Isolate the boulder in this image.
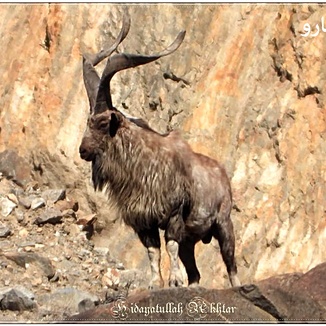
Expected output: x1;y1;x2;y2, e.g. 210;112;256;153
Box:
38;287;100;318
67;262;326;322
2;252;55;279
35;207;63;225
0;286;36;312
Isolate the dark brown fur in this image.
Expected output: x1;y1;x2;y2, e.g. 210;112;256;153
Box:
79;14;240;288
80;110;239;286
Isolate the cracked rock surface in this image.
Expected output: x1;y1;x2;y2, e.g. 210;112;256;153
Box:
0;3;325;322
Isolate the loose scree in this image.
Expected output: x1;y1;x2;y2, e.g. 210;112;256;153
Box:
79;14;240;289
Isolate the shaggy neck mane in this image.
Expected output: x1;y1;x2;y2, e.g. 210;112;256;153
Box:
91;124;192;229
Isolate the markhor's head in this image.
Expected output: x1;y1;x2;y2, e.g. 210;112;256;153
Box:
79;13;185;163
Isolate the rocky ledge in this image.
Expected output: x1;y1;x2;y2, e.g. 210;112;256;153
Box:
67;262;326;323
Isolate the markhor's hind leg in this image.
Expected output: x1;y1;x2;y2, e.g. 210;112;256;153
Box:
138;228;164;289
166;240;184;287
213;217;241;287
179;239;200;286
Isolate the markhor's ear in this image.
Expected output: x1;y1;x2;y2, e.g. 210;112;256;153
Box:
109;112;122;137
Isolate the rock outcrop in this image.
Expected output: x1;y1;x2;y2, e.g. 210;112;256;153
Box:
67;262;326;322
0;3;325;322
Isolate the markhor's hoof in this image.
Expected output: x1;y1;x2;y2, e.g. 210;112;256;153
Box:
169;278;184;288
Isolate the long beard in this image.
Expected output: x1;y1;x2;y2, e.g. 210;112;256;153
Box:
91;154;107;191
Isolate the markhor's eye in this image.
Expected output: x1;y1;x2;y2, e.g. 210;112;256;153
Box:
98;120;109;130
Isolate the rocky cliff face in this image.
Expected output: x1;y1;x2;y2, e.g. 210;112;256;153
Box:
0;3;325;317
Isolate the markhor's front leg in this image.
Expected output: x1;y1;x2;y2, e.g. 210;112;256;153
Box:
147;247;164;289
138;228;164;289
